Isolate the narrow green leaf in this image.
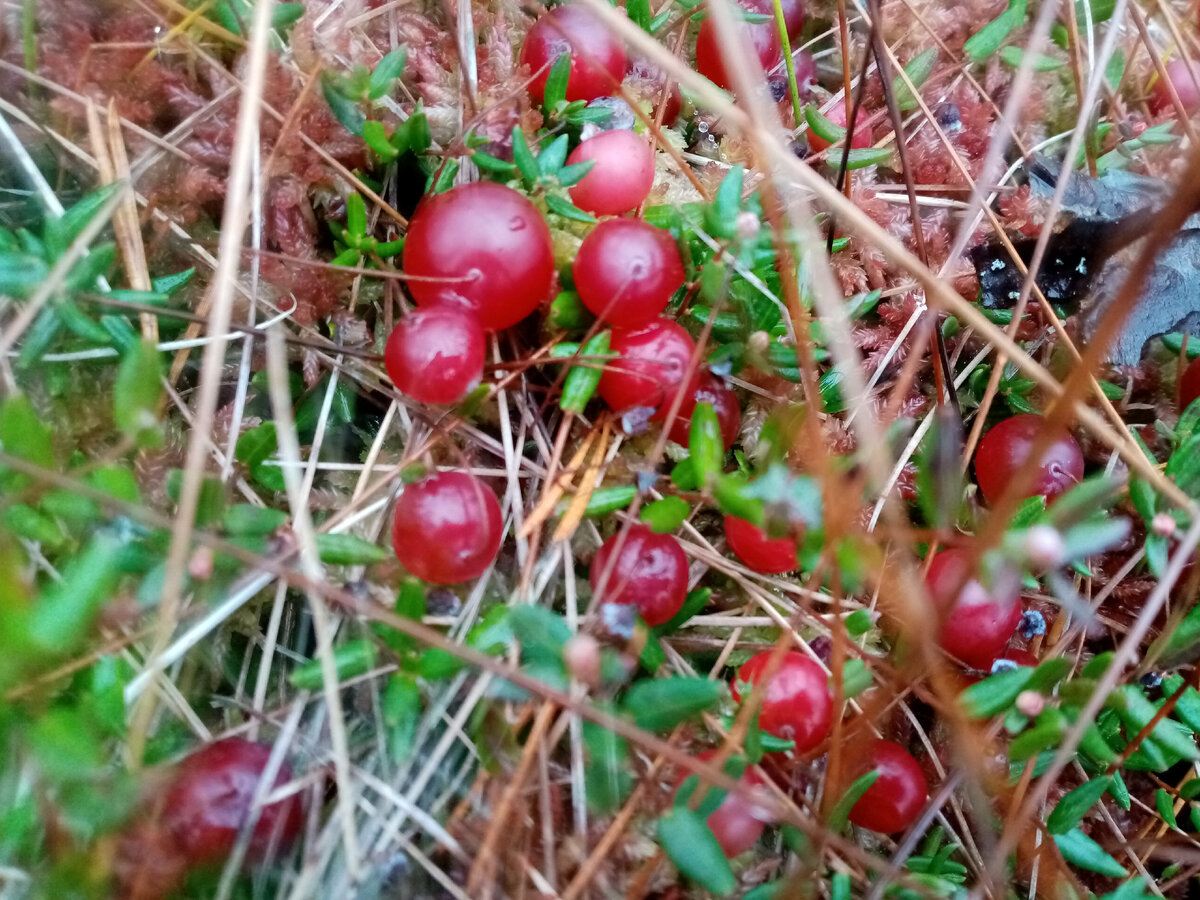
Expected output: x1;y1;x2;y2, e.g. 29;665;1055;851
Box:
1054;828;1127;878
655;587;711;635
845;609;873;636
346;192;368;238
838;147;893;170
0;394;54;468
362;120;399;161
321;73;366;136
689;402;724;484
624;677;724;732
998;45;1064;70
383;673;421;761
1156;788;1179;828
805;105;845;145
508;604;572;661
828;769;880;832
28;534;123;654
706;165;743;239
113;341;163;447
472;150;517;174
895;48;937;111
963;0;1027;62
556;159;595;188
369;47;407;99
538;134;570;178
315;533;386;565
627;0;652;31
640;496;690;534
289;639;379;689
657;807;737;892
1047;776;1111;834
543;52;572;111
561;330;610;412
222;504;288;536
545;192;598;223
841;659;872;699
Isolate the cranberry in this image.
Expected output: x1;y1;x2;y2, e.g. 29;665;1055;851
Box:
162;739;303;867
925;549;1022;670
731;650;832;751
598;318;698;416
974;414;1084;506
724;514;799;574
384;307;486;405
402;182;554;332
590;524;689;626
566;130;656;216
393;471;503;584
846;740;928;834
749;0;804;38
1152;58;1200;114
520;5;627;104
695;15;782;92
666;373;741;448
676;751;771;857
573;220;684;327
808;101;873;153
1180;355;1200;412
626;58;683;123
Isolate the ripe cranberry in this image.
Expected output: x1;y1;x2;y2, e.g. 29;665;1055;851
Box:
393;471;503;584
1180;355;1200;412
566;130;656;216
590;524;688;626
162;739;303;867
724;515;798;574
598;318;698;416
731;650;832;751
667;374;742;448
384;307;486;405
695;15;782;91
402;182;554;332
926;549;1022;670
626;58;683;123
676;751;771;857
846;740;928;834
808;101;873;153
1152;58;1200;114
520;5;627;103
974;414;1084;506
573;220;684;327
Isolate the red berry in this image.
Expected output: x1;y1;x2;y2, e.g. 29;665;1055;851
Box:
598;318;698;416
846;740;928;834
808;101;873;153
926;549;1022;670
384;307;486;405
1152;58;1200;114
724;515;799;575
667;373;742;448
676;751;771;857
695;15;782;91
731;650;832;751
566;130;656;216
403;182;554;332
162;739;303;867
590;524;688;626
1180;355;1200;412
626;58;683;123
520;5;627;104
745;0;805;39
998;648;1040;668
393;471;503;584
573;219;684;327
974;414;1084;506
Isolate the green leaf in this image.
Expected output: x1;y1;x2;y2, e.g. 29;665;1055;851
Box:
1059;517;1131;561
382;673;421;761
472;150;517;174
47;183;122;257
557;159;595;187
1112;685;1199;762
362;120;399;162
689;402;724;485
1047;776;1110;833
545;192;598;224
0;251;49;297
623;677;724;732
114;340;163;447
657;807;737;892
998;45;1064;70
538;134;570;178
706;165;743;240
27;708;103;783
805;105;845;146
575;485;637;518
369;47;407;100
655;587;711;636
151;267;195;296
1154;602;1200;669
28;534;124;655
895;48;937;111
584;714;633;812
321;72;366;136
561;330;610;413
346;192;368;238
289;638;380;689
1155;787;1179;828
963;0;1027;62
392;109;431;155
640;496;690;534
845;609;873;636
838;148;893;170
315;533;386;565
3;504;65;549
0;394;54;468
508;604;572;661
828;769;880;832
272;2;304;28
1054;828;1126;878
222;504;288;536
543;52;572;111
840;659;872;698
627;0;652;31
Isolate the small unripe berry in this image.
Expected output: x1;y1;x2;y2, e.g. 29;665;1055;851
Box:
1015;690;1045;717
1153;513;1177;538
563;633;602;687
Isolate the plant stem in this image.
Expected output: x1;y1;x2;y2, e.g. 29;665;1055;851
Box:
771;0;804;127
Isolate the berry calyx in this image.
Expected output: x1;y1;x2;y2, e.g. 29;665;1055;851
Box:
402;182;554;332
598;318;699;416
925;548;1022;670
845;740;928;834
393;471;503;584
520;5;627;104
573;219;684;327
724;515;799;574
667;373;742;448
566;130;656;216
676;751;771;857
808;101;873;153
590;524;689;626
162;739;303;867
694;15;782;92
1180;355;1200;412
384;306;486;405
731;650;833;751
974;414;1084;506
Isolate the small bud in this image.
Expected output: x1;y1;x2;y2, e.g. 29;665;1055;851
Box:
1152;513;1177;538
188;547;214;581
736;212;760;241
563;634;602;688
1015;690;1045;717
748;330;770;355
1023;524;1065;569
